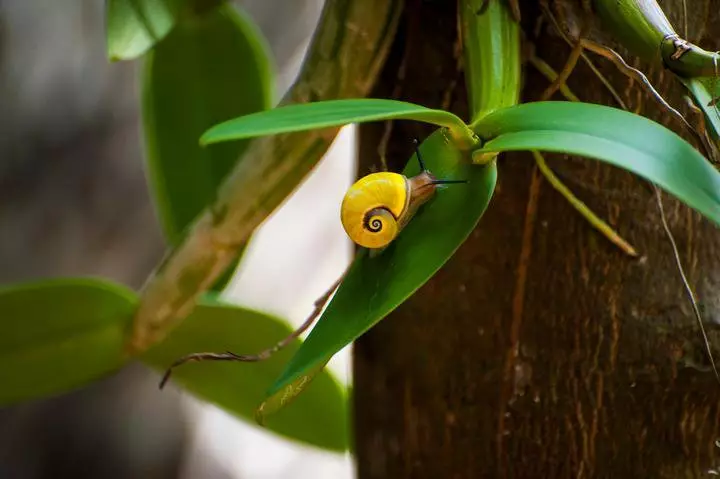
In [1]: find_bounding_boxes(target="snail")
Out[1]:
[340,139,466,250]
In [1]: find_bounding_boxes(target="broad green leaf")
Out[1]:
[106,0,179,61]
[259,129,497,418]
[142,3,273,244]
[141,299,348,452]
[0,278,137,405]
[142,3,273,288]
[473,101,720,227]
[200,99,474,146]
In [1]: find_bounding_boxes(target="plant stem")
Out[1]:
[593,0,720,77]
[128,0,404,354]
[461,0,521,125]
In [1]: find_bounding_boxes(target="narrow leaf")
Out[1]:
[106,0,178,61]
[461,0,521,122]
[474,101,720,227]
[0,279,137,405]
[259,129,497,417]
[680,77,720,142]
[141,299,348,452]
[200,99,474,146]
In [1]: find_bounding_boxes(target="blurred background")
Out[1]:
[0,0,356,477]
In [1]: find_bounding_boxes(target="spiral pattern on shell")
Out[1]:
[340,172,409,249]
[364,207,391,233]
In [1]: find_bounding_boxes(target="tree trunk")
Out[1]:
[354,1,720,477]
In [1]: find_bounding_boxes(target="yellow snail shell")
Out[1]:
[340,171,438,249]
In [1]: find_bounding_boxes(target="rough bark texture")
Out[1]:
[354,1,720,477]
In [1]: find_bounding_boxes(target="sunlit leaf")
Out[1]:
[0,278,137,404]
[473,101,720,226]
[142,299,348,451]
[200,99,473,145]
[259,129,497,418]
[106,0,178,61]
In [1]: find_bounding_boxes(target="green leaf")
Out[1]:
[106,0,178,61]
[0,278,137,405]
[474,101,720,227]
[259,129,497,418]
[680,77,720,143]
[200,99,474,146]
[141,299,348,452]
[142,3,273,244]
[462,0,521,122]
[141,3,273,288]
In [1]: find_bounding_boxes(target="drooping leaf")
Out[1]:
[141,299,348,452]
[200,99,474,146]
[142,3,273,245]
[0,278,137,405]
[474,101,720,226]
[141,3,273,288]
[106,0,179,61]
[258,129,497,419]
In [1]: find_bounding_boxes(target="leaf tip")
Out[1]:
[198,132,214,147]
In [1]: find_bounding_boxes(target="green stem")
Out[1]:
[128,0,404,353]
[461,0,521,124]
[592,0,672,61]
[592,0,720,78]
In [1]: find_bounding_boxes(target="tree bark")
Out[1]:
[354,1,720,477]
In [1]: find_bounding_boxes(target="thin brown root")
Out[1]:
[159,273,347,390]
[539,24,587,101]
[654,186,720,384]
[527,49,580,102]
[538,3,625,110]
[580,40,710,151]
[578,51,628,109]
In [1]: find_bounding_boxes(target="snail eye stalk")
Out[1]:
[432,179,468,185]
[412,137,427,172]
[411,137,468,186]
